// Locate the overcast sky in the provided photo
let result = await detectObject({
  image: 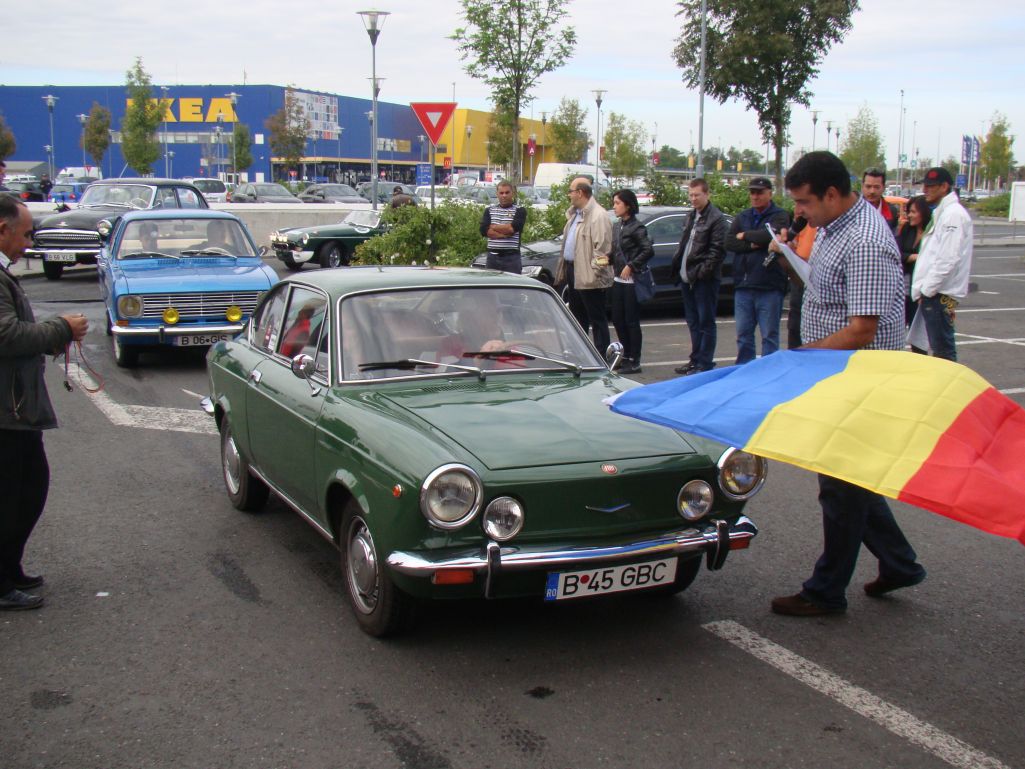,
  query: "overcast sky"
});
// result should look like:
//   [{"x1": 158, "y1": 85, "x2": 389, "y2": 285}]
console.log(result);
[{"x1": 7, "y1": 0, "x2": 1021, "y2": 170}]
